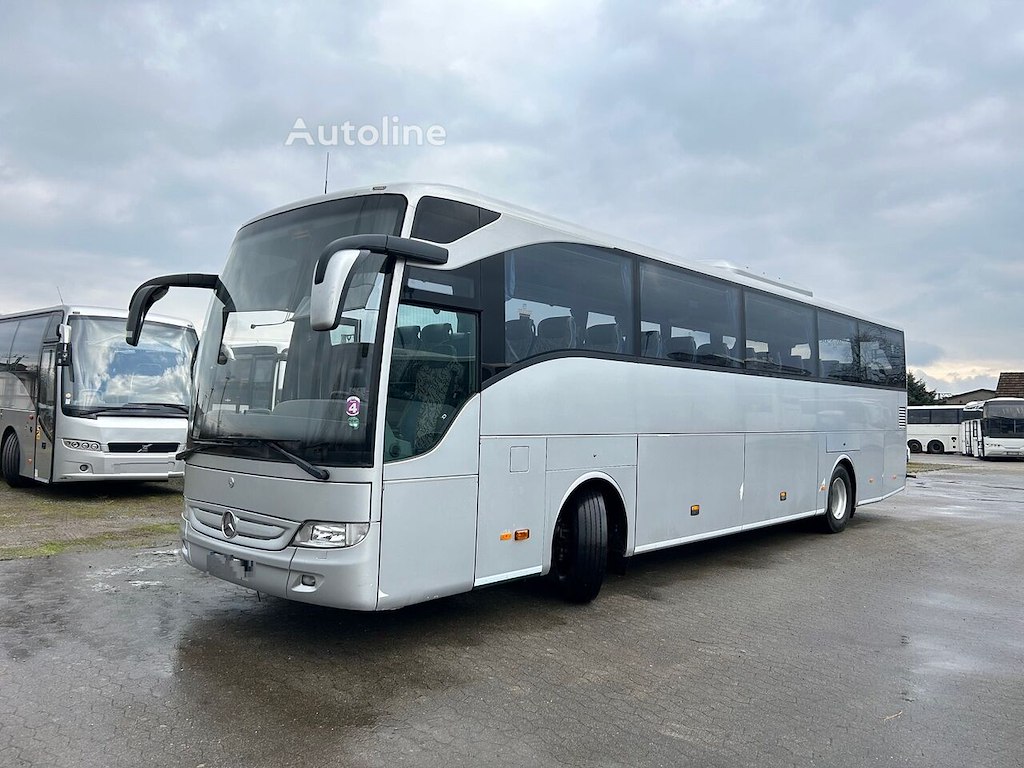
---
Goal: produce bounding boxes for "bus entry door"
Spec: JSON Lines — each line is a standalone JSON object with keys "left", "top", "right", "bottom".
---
{"left": 34, "top": 346, "right": 57, "bottom": 482}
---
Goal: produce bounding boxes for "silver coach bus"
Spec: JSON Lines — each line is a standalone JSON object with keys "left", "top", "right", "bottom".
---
{"left": 0, "top": 305, "right": 197, "bottom": 486}
{"left": 127, "top": 184, "right": 907, "bottom": 610}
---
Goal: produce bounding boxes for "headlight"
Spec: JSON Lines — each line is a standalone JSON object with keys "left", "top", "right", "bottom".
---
{"left": 63, "top": 439, "right": 102, "bottom": 451}
{"left": 292, "top": 522, "right": 369, "bottom": 548}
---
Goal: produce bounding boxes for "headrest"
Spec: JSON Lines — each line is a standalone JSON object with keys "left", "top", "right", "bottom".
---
{"left": 505, "top": 317, "right": 536, "bottom": 341}
{"left": 395, "top": 325, "right": 420, "bottom": 348}
{"left": 537, "top": 315, "right": 576, "bottom": 340}
{"left": 586, "top": 323, "right": 620, "bottom": 348}
{"left": 420, "top": 323, "right": 453, "bottom": 346}
{"left": 665, "top": 336, "right": 696, "bottom": 355}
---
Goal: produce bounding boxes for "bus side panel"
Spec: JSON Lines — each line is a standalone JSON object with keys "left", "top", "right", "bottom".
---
{"left": 743, "top": 433, "right": 820, "bottom": 523}
{"left": 635, "top": 434, "right": 743, "bottom": 547}
{"left": 475, "top": 437, "right": 547, "bottom": 585}
{"left": 854, "top": 431, "right": 886, "bottom": 503}
{"left": 882, "top": 431, "right": 908, "bottom": 497}
{"left": 379, "top": 476, "right": 478, "bottom": 608}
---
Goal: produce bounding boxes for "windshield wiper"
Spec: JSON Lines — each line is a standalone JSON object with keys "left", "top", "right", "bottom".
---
{"left": 177, "top": 437, "right": 330, "bottom": 481}
{"left": 74, "top": 403, "right": 190, "bottom": 418}
{"left": 259, "top": 439, "right": 331, "bottom": 481}
{"left": 176, "top": 438, "right": 240, "bottom": 461}
{"left": 125, "top": 402, "right": 190, "bottom": 412}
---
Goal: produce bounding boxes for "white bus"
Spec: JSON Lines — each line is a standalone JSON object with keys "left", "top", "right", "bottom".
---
{"left": 0, "top": 305, "right": 197, "bottom": 486}
{"left": 906, "top": 403, "right": 983, "bottom": 454}
{"left": 127, "top": 183, "right": 907, "bottom": 610}
{"left": 960, "top": 398, "right": 1024, "bottom": 459}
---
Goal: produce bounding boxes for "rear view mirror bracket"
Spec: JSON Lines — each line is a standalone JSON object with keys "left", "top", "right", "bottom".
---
{"left": 126, "top": 273, "right": 232, "bottom": 346}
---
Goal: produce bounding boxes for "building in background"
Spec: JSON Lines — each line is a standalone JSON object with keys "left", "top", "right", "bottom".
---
{"left": 996, "top": 372, "right": 1024, "bottom": 398}
{"left": 941, "top": 388, "right": 997, "bottom": 405}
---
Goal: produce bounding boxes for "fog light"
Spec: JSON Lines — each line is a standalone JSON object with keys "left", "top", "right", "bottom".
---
{"left": 300, "top": 574, "right": 316, "bottom": 587}
{"left": 79, "top": 464, "right": 89, "bottom": 472}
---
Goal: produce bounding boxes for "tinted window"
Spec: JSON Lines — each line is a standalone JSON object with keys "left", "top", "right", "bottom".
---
{"left": 9, "top": 316, "right": 46, "bottom": 375}
{"left": 858, "top": 322, "right": 905, "bottom": 387}
{"left": 0, "top": 319, "right": 18, "bottom": 409}
{"left": 0, "top": 319, "right": 15, "bottom": 365}
{"left": 5, "top": 315, "right": 47, "bottom": 405}
{"left": 640, "top": 262, "right": 741, "bottom": 368}
{"left": 402, "top": 264, "right": 478, "bottom": 303}
{"left": 385, "top": 303, "right": 479, "bottom": 460}
{"left": 929, "top": 409, "right": 959, "bottom": 425}
{"left": 744, "top": 292, "right": 815, "bottom": 376}
{"left": 503, "top": 243, "right": 634, "bottom": 363}
{"left": 907, "top": 409, "right": 929, "bottom": 425}
{"left": 818, "top": 312, "right": 858, "bottom": 382}
{"left": 411, "top": 196, "right": 500, "bottom": 244}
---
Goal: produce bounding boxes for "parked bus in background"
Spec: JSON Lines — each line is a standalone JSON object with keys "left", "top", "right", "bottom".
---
{"left": 0, "top": 306, "right": 197, "bottom": 486}
{"left": 126, "top": 183, "right": 907, "bottom": 610}
{"left": 960, "top": 398, "right": 1024, "bottom": 459}
{"left": 906, "top": 403, "right": 983, "bottom": 454}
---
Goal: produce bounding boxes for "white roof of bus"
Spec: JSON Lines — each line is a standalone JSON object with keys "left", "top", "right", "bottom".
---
{"left": 241, "top": 182, "right": 903, "bottom": 332}
{"left": 0, "top": 305, "right": 194, "bottom": 329}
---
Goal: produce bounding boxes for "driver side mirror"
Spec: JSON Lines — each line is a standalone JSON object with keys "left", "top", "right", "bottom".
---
{"left": 310, "top": 248, "right": 363, "bottom": 332}
{"left": 309, "top": 234, "right": 450, "bottom": 332}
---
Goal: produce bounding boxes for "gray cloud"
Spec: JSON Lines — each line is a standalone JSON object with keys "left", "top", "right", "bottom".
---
{"left": 1, "top": 0, "right": 1022, "bottom": 391}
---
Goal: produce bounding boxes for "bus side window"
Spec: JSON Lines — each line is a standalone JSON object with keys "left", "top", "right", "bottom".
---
{"left": 385, "top": 305, "right": 479, "bottom": 462}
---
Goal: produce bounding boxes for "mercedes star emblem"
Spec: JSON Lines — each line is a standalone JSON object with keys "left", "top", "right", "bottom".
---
{"left": 221, "top": 511, "right": 238, "bottom": 538}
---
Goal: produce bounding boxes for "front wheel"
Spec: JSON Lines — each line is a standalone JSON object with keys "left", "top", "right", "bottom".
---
{"left": 820, "top": 465, "right": 853, "bottom": 534}
{"left": 1, "top": 432, "right": 31, "bottom": 488}
{"left": 551, "top": 489, "right": 608, "bottom": 603}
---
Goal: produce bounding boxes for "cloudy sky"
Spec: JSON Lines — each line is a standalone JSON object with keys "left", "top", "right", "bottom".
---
{"left": 1, "top": 0, "right": 1021, "bottom": 394}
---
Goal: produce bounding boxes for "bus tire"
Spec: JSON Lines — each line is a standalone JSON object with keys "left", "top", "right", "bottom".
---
{"left": 2, "top": 432, "right": 30, "bottom": 488}
{"left": 821, "top": 465, "right": 853, "bottom": 534}
{"left": 927, "top": 440, "right": 944, "bottom": 454}
{"left": 551, "top": 488, "right": 608, "bottom": 603}
{"left": 907, "top": 440, "right": 922, "bottom": 454}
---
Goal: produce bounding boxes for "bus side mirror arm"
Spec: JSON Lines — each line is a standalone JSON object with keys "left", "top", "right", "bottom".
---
{"left": 126, "top": 273, "right": 233, "bottom": 346}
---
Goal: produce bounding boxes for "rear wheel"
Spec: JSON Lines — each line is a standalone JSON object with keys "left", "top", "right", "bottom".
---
{"left": 927, "top": 440, "right": 944, "bottom": 454}
{"left": 2, "top": 432, "right": 31, "bottom": 488}
{"left": 820, "top": 465, "right": 853, "bottom": 534}
{"left": 907, "top": 440, "right": 922, "bottom": 454}
{"left": 551, "top": 488, "right": 608, "bottom": 603}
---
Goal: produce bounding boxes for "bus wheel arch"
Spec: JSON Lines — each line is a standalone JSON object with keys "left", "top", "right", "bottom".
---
{"left": 907, "top": 440, "right": 922, "bottom": 454}
{"left": 550, "top": 476, "right": 626, "bottom": 602}
{"left": 2, "top": 429, "right": 30, "bottom": 488}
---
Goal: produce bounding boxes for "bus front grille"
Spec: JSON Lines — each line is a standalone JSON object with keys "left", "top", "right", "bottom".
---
{"left": 187, "top": 504, "right": 298, "bottom": 551}
{"left": 108, "top": 442, "right": 180, "bottom": 454}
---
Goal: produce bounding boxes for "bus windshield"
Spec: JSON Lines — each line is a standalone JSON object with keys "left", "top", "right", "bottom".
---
{"left": 65, "top": 316, "right": 196, "bottom": 416}
{"left": 984, "top": 402, "right": 1024, "bottom": 438}
{"left": 191, "top": 194, "right": 406, "bottom": 468}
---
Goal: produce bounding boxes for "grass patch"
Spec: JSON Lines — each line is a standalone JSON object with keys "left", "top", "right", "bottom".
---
{"left": 0, "top": 522, "right": 179, "bottom": 561}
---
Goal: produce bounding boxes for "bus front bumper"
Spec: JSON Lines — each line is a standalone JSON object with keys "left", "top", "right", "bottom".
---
{"left": 180, "top": 518, "right": 381, "bottom": 611}
{"left": 56, "top": 452, "right": 184, "bottom": 481}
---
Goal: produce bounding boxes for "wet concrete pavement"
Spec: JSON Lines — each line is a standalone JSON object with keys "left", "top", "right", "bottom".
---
{"left": 2, "top": 457, "right": 1023, "bottom": 768}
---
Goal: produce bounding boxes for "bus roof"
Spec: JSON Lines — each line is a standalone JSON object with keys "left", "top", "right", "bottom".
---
{"left": 241, "top": 182, "right": 903, "bottom": 333}
{"left": 0, "top": 304, "right": 195, "bottom": 329}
